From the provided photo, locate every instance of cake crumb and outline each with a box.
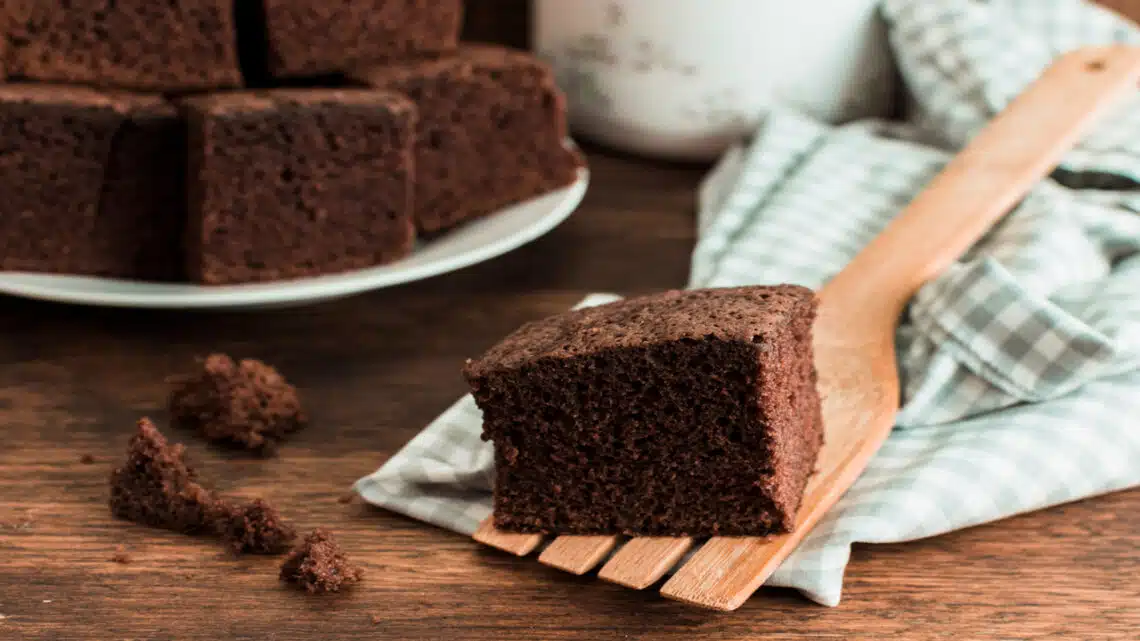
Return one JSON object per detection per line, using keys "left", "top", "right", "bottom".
{"left": 215, "top": 498, "right": 297, "bottom": 555}
{"left": 109, "top": 419, "right": 296, "bottom": 553}
{"left": 168, "top": 354, "right": 306, "bottom": 455}
{"left": 336, "top": 493, "right": 354, "bottom": 505}
{"left": 1, "top": 518, "right": 33, "bottom": 531}
{"left": 370, "top": 614, "right": 382, "bottom": 625}
{"left": 108, "top": 418, "right": 220, "bottom": 534}
{"left": 110, "top": 546, "right": 132, "bottom": 564}
{"left": 279, "top": 529, "right": 363, "bottom": 594}
{"left": 79, "top": 454, "right": 96, "bottom": 464}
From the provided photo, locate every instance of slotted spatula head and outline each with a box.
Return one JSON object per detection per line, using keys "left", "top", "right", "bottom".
{"left": 476, "top": 45, "right": 1140, "bottom": 611}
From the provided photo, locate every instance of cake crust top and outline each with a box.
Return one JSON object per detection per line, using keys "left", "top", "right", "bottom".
{"left": 352, "top": 44, "right": 553, "bottom": 87}
{"left": 0, "top": 83, "right": 170, "bottom": 114}
{"left": 180, "top": 89, "right": 415, "bottom": 117}
{"left": 465, "top": 285, "right": 816, "bottom": 377}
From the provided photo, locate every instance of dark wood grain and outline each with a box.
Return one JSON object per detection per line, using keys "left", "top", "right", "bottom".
{"left": 0, "top": 148, "right": 1137, "bottom": 640}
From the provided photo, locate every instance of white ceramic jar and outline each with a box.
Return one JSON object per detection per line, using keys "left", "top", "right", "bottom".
{"left": 533, "top": 0, "right": 897, "bottom": 161}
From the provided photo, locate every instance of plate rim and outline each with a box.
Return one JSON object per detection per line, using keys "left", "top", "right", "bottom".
{"left": 0, "top": 168, "right": 589, "bottom": 310}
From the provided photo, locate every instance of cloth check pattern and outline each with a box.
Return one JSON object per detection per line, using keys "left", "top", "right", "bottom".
{"left": 357, "top": 0, "right": 1140, "bottom": 606}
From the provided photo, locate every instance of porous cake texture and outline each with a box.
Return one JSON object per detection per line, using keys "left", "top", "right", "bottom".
{"left": 97, "top": 98, "right": 187, "bottom": 281}
{"left": 168, "top": 353, "right": 307, "bottom": 454}
{"left": 464, "top": 286, "right": 824, "bottom": 536}
{"left": 216, "top": 498, "right": 298, "bottom": 554}
{"left": 110, "top": 418, "right": 298, "bottom": 554}
{"left": 280, "top": 529, "right": 364, "bottom": 594}
{"left": 109, "top": 418, "right": 220, "bottom": 534}
{"left": 0, "top": 8, "right": 10, "bottom": 81}
{"left": 354, "top": 44, "right": 581, "bottom": 234}
{"left": 264, "top": 0, "right": 463, "bottom": 78}
{"left": 3, "top": 1, "right": 243, "bottom": 91}
{"left": 0, "top": 85, "right": 184, "bottom": 280}
{"left": 182, "top": 89, "right": 417, "bottom": 284}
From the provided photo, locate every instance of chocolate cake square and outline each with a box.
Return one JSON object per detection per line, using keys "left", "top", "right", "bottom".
{"left": 0, "top": 85, "right": 184, "bottom": 280}
{"left": 464, "top": 286, "right": 824, "bottom": 536}
{"left": 181, "top": 89, "right": 417, "bottom": 284}
{"left": 4, "top": 1, "right": 242, "bottom": 92}
{"left": 263, "top": 0, "right": 463, "bottom": 78}
{"left": 353, "top": 45, "right": 582, "bottom": 234}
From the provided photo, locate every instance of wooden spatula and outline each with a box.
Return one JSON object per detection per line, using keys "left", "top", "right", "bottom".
{"left": 475, "top": 45, "right": 1140, "bottom": 610}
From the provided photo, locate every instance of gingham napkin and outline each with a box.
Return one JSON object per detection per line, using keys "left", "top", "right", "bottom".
{"left": 357, "top": 0, "right": 1140, "bottom": 606}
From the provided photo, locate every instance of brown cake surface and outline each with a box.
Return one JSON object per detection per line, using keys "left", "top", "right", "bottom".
{"left": 0, "top": 8, "right": 10, "bottom": 81}
{"left": 216, "top": 498, "right": 297, "bottom": 554}
{"left": 0, "top": 84, "right": 184, "bottom": 280}
{"left": 280, "top": 529, "right": 364, "bottom": 594}
{"left": 464, "top": 285, "right": 824, "bottom": 536}
{"left": 97, "top": 99, "right": 187, "bottom": 281}
{"left": 168, "top": 353, "right": 306, "bottom": 454}
{"left": 182, "top": 89, "right": 417, "bottom": 284}
{"left": 3, "top": 1, "right": 242, "bottom": 91}
{"left": 109, "top": 418, "right": 221, "bottom": 534}
{"left": 353, "top": 44, "right": 581, "bottom": 234}
{"left": 264, "top": 0, "right": 463, "bottom": 78}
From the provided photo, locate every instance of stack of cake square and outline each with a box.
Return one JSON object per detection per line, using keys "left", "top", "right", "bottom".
{"left": 0, "top": 1, "right": 581, "bottom": 284}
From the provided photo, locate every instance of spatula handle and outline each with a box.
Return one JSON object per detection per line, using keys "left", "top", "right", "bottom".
{"left": 824, "top": 45, "right": 1140, "bottom": 319}
{"left": 658, "top": 45, "right": 1140, "bottom": 613}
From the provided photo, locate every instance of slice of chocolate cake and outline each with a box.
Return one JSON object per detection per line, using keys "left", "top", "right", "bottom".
{"left": 264, "top": 0, "right": 463, "bottom": 78}
{"left": 168, "top": 353, "right": 306, "bottom": 454}
{"left": 464, "top": 286, "right": 824, "bottom": 536}
{"left": 109, "top": 418, "right": 221, "bottom": 534}
{"left": 181, "top": 89, "right": 417, "bottom": 284}
{"left": 352, "top": 45, "right": 582, "bottom": 234}
{"left": 0, "top": 85, "right": 184, "bottom": 280}
{"left": 4, "top": 1, "right": 242, "bottom": 91}
{"left": 280, "top": 529, "right": 364, "bottom": 594}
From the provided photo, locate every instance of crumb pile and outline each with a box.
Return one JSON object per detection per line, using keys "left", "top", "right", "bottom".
{"left": 279, "top": 529, "right": 364, "bottom": 594}
{"left": 168, "top": 353, "right": 306, "bottom": 454}
{"left": 110, "top": 546, "right": 132, "bottom": 564}
{"left": 216, "top": 499, "right": 297, "bottom": 555}
{"left": 107, "top": 397, "right": 360, "bottom": 595}
{"left": 109, "top": 418, "right": 220, "bottom": 535}
{"left": 109, "top": 419, "right": 297, "bottom": 555}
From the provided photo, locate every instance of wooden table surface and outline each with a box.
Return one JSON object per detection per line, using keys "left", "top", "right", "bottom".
{"left": 0, "top": 149, "right": 1137, "bottom": 640}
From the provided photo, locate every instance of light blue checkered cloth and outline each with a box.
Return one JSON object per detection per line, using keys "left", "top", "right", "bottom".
{"left": 357, "top": 0, "right": 1140, "bottom": 606}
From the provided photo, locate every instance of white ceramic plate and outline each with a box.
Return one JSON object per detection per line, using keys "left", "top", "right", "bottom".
{"left": 0, "top": 168, "right": 589, "bottom": 310}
